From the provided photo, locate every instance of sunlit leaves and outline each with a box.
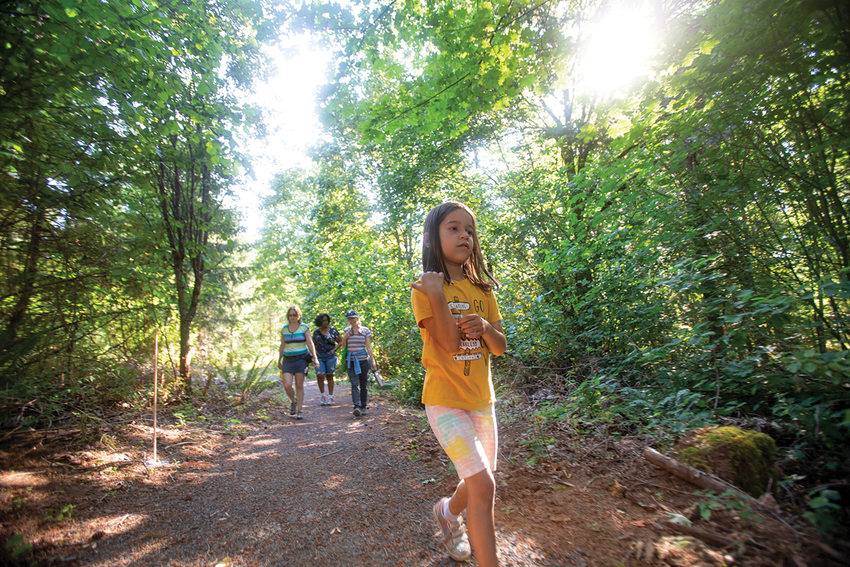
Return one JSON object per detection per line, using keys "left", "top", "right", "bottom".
{"left": 314, "top": 0, "right": 568, "bottom": 146}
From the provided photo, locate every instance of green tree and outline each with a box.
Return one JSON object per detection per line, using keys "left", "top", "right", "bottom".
{"left": 0, "top": 0, "right": 268, "bottom": 399}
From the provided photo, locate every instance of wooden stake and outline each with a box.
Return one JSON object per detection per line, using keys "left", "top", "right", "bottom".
{"left": 153, "top": 327, "right": 158, "bottom": 464}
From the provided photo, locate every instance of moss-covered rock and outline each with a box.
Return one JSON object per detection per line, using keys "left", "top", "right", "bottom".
{"left": 675, "top": 425, "right": 778, "bottom": 497}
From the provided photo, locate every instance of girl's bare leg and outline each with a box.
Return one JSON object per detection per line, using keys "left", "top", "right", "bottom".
{"left": 326, "top": 375, "right": 334, "bottom": 395}
{"left": 316, "top": 375, "right": 326, "bottom": 394}
{"left": 448, "top": 478, "right": 466, "bottom": 515}
{"left": 450, "top": 470, "right": 497, "bottom": 567}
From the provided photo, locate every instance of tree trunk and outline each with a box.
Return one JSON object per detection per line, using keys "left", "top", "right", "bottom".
{"left": 1, "top": 189, "right": 45, "bottom": 352}
{"left": 156, "top": 142, "right": 212, "bottom": 395}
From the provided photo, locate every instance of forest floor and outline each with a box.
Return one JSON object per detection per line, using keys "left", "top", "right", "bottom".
{"left": 0, "top": 378, "right": 843, "bottom": 567}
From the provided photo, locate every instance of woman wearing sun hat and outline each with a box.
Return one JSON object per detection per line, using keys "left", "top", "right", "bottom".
{"left": 341, "top": 309, "right": 376, "bottom": 416}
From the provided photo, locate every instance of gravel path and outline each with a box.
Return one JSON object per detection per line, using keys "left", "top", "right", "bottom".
{"left": 4, "top": 380, "right": 827, "bottom": 566}
{"left": 72, "top": 383, "right": 473, "bottom": 566}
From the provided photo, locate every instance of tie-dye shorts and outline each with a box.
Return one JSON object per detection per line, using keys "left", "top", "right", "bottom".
{"left": 425, "top": 404, "right": 498, "bottom": 479}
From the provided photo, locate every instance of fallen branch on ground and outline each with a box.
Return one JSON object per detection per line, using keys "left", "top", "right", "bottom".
{"left": 318, "top": 448, "right": 344, "bottom": 458}
{"left": 643, "top": 447, "right": 751, "bottom": 500}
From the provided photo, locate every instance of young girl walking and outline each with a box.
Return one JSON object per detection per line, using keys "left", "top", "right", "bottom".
{"left": 410, "top": 201, "right": 506, "bottom": 566}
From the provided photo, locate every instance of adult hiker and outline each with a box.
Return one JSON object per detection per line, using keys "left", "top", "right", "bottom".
{"left": 340, "top": 309, "right": 376, "bottom": 417}
{"left": 278, "top": 305, "right": 319, "bottom": 420}
{"left": 312, "top": 312, "right": 341, "bottom": 406}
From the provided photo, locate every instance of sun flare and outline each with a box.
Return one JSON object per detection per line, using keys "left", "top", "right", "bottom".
{"left": 576, "top": 3, "right": 660, "bottom": 97}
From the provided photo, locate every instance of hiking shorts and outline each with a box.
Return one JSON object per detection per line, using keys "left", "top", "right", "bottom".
{"left": 317, "top": 353, "right": 337, "bottom": 375}
{"left": 425, "top": 404, "right": 497, "bottom": 479}
{"left": 280, "top": 354, "right": 310, "bottom": 375}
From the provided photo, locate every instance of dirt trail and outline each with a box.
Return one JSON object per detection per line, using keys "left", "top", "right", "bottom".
{"left": 0, "top": 379, "right": 834, "bottom": 566}
{"left": 62, "top": 385, "right": 461, "bottom": 566}
{"left": 2, "top": 383, "right": 563, "bottom": 566}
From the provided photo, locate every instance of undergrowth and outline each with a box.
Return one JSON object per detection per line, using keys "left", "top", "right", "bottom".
{"left": 502, "top": 364, "right": 850, "bottom": 545}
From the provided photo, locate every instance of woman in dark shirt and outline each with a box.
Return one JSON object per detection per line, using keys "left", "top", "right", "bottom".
{"left": 312, "top": 313, "right": 341, "bottom": 406}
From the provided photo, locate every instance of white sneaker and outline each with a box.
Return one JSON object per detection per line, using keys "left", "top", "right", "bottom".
{"left": 328, "top": 395, "right": 334, "bottom": 405}
{"left": 433, "top": 498, "right": 471, "bottom": 561}
{"left": 320, "top": 394, "right": 328, "bottom": 406}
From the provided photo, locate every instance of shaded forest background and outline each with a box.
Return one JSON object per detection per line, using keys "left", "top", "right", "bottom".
{"left": 2, "top": 0, "right": 848, "bottom": 547}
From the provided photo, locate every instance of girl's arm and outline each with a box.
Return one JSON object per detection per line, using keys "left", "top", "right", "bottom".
{"left": 278, "top": 334, "right": 286, "bottom": 368}
{"left": 483, "top": 319, "right": 507, "bottom": 356}
{"left": 456, "top": 315, "right": 506, "bottom": 356}
{"left": 411, "top": 271, "right": 461, "bottom": 353}
{"left": 333, "top": 329, "right": 342, "bottom": 353}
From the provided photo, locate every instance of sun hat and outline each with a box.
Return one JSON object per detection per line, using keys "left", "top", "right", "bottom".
{"left": 345, "top": 309, "right": 358, "bottom": 318}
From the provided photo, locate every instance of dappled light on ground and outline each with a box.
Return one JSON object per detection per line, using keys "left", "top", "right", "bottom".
{"left": 0, "top": 380, "right": 836, "bottom": 566}
{"left": 0, "top": 470, "right": 48, "bottom": 488}
{"left": 321, "top": 474, "right": 347, "bottom": 490}
{"left": 247, "top": 438, "right": 279, "bottom": 447}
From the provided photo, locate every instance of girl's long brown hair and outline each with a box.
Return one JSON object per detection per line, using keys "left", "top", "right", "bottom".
{"left": 422, "top": 201, "right": 499, "bottom": 292}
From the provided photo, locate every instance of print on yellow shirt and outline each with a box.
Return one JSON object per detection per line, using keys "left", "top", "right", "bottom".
{"left": 449, "top": 296, "right": 483, "bottom": 375}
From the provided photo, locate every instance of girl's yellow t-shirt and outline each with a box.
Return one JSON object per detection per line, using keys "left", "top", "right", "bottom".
{"left": 411, "top": 278, "right": 502, "bottom": 411}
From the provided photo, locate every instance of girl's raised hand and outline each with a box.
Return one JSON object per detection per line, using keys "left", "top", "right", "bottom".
{"left": 410, "top": 271, "right": 445, "bottom": 295}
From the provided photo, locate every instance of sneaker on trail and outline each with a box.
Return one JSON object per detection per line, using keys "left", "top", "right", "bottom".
{"left": 320, "top": 394, "right": 328, "bottom": 406}
{"left": 289, "top": 402, "right": 297, "bottom": 415}
{"left": 328, "top": 395, "right": 334, "bottom": 405}
{"left": 295, "top": 412, "right": 304, "bottom": 420}
{"left": 353, "top": 407, "right": 361, "bottom": 417}
{"left": 432, "top": 498, "right": 471, "bottom": 562}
